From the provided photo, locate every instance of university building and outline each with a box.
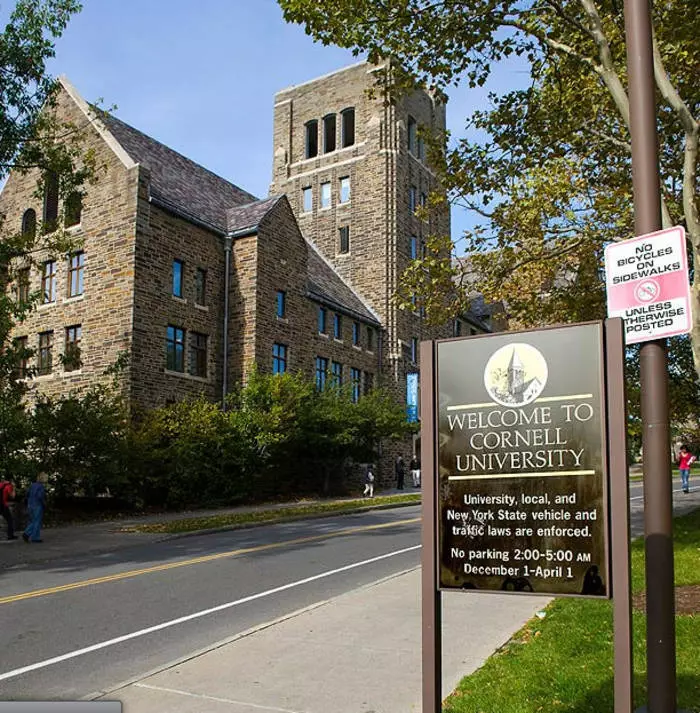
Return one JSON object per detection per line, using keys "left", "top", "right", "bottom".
{"left": 1, "top": 62, "right": 491, "bottom": 463}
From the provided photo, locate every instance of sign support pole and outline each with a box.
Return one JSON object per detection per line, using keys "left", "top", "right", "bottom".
{"left": 623, "top": 1, "right": 677, "bottom": 710}
{"left": 420, "top": 340, "right": 441, "bottom": 713}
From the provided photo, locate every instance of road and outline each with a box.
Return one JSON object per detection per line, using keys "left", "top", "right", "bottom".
{"left": 0, "top": 506, "right": 420, "bottom": 701}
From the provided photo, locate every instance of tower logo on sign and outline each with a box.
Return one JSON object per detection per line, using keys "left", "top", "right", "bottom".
{"left": 483, "top": 343, "right": 548, "bottom": 407}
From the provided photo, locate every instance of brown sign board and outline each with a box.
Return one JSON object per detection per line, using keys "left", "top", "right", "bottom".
{"left": 436, "top": 322, "right": 610, "bottom": 597}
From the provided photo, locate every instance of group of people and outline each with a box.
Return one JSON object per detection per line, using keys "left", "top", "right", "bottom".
{"left": 362, "top": 454, "right": 421, "bottom": 497}
{"left": 0, "top": 473, "right": 47, "bottom": 542}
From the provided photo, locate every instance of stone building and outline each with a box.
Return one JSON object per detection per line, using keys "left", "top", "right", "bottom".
{"left": 1, "top": 63, "right": 491, "bottom": 478}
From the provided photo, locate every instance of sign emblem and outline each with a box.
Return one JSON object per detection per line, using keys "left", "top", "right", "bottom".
{"left": 483, "top": 342, "right": 548, "bottom": 407}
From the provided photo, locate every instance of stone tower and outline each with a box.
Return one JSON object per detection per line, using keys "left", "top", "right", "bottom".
{"left": 269, "top": 61, "right": 450, "bottom": 413}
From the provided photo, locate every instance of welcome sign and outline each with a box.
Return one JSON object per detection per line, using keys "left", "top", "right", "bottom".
{"left": 436, "top": 323, "right": 610, "bottom": 597}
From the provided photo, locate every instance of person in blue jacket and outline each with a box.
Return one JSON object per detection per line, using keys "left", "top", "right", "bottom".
{"left": 23, "top": 472, "right": 47, "bottom": 543}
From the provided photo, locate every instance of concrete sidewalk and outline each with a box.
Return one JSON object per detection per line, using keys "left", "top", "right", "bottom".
{"left": 95, "top": 568, "right": 550, "bottom": 713}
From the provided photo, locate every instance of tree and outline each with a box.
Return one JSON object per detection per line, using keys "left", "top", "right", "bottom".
{"left": 278, "top": 0, "right": 700, "bottom": 374}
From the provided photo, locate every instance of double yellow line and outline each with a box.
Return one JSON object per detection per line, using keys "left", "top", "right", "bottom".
{"left": 0, "top": 517, "right": 420, "bottom": 606}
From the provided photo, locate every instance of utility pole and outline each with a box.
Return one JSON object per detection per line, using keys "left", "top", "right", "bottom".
{"left": 622, "top": 1, "right": 677, "bottom": 711}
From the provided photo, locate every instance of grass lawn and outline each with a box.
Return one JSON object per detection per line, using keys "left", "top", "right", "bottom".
{"left": 127, "top": 492, "right": 421, "bottom": 534}
{"left": 443, "top": 509, "right": 700, "bottom": 713}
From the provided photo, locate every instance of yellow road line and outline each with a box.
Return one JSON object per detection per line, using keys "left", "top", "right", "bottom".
{"left": 0, "top": 517, "right": 420, "bottom": 606}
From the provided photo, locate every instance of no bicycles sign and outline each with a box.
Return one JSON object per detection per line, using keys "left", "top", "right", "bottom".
{"left": 604, "top": 226, "right": 692, "bottom": 344}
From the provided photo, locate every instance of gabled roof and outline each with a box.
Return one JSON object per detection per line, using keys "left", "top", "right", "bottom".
{"left": 307, "top": 243, "right": 380, "bottom": 325}
{"left": 226, "top": 195, "right": 284, "bottom": 235}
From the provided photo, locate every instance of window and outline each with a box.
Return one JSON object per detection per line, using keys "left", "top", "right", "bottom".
{"left": 418, "top": 135, "right": 425, "bottom": 161}
{"left": 407, "top": 116, "right": 417, "bottom": 154}
{"left": 302, "top": 186, "right": 313, "bottom": 213}
{"left": 273, "top": 343, "right": 288, "bottom": 374}
{"left": 351, "top": 367, "right": 361, "bottom": 403}
{"left": 320, "top": 181, "right": 331, "bottom": 209}
{"left": 195, "top": 268, "right": 207, "bottom": 306}
{"left": 352, "top": 321, "right": 360, "bottom": 346}
{"left": 367, "top": 326, "right": 375, "bottom": 352}
{"left": 318, "top": 306, "right": 327, "bottom": 334}
{"left": 166, "top": 325, "right": 185, "bottom": 372}
{"left": 276, "top": 290, "right": 286, "bottom": 318}
{"left": 17, "top": 268, "right": 30, "bottom": 303}
{"left": 409, "top": 185, "right": 417, "bottom": 214}
{"left": 411, "top": 337, "right": 419, "bottom": 363}
{"left": 333, "top": 313, "right": 342, "bottom": 340}
{"left": 172, "top": 259, "right": 183, "bottom": 298}
{"left": 64, "top": 325, "right": 82, "bottom": 372}
{"left": 43, "top": 171, "right": 59, "bottom": 229}
{"left": 420, "top": 192, "right": 428, "bottom": 209}
{"left": 323, "top": 114, "right": 336, "bottom": 153}
{"left": 38, "top": 331, "right": 53, "bottom": 375}
{"left": 338, "top": 226, "right": 350, "bottom": 254}
{"left": 305, "top": 120, "right": 318, "bottom": 159}
{"left": 363, "top": 371, "right": 374, "bottom": 395}
{"left": 42, "top": 261, "right": 56, "bottom": 304}
{"left": 331, "top": 360, "right": 343, "bottom": 387}
{"left": 189, "top": 332, "right": 207, "bottom": 378}
{"left": 315, "top": 356, "right": 328, "bottom": 390}
{"left": 410, "top": 236, "right": 418, "bottom": 260}
{"left": 453, "top": 320, "right": 462, "bottom": 337}
{"left": 64, "top": 192, "right": 82, "bottom": 227}
{"left": 21, "top": 209, "right": 36, "bottom": 238}
{"left": 68, "top": 251, "right": 84, "bottom": 297}
{"left": 14, "top": 337, "right": 28, "bottom": 379}
{"left": 339, "top": 176, "right": 350, "bottom": 204}
{"left": 341, "top": 108, "right": 355, "bottom": 148}
{"left": 422, "top": 240, "right": 427, "bottom": 258}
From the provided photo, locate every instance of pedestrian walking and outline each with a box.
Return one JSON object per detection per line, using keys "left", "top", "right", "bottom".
{"left": 678, "top": 444, "right": 696, "bottom": 494}
{"left": 0, "top": 478, "right": 17, "bottom": 540}
{"left": 395, "top": 456, "right": 405, "bottom": 490}
{"left": 410, "top": 455, "right": 421, "bottom": 488}
{"left": 23, "top": 472, "right": 47, "bottom": 543}
{"left": 363, "top": 465, "right": 375, "bottom": 498}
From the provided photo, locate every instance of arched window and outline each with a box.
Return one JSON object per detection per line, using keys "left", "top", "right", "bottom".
{"left": 43, "top": 171, "right": 59, "bottom": 229}
{"left": 341, "top": 108, "right": 355, "bottom": 148}
{"left": 323, "top": 114, "right": 336, "bottom": 153}
{"left": 21, "top": 209, "right": 36, "bottom": 238}
{"left": 305, "top": 120, "right": 318, "bottom": 159}
{"left": 64, "top": 192, "right": 82, "bottom": 227}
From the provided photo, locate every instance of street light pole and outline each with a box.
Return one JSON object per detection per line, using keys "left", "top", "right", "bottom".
{"left": 622, "top": 1, "right": 677, "bottom": 711}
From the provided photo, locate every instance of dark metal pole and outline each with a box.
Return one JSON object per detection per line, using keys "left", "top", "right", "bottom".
{"left": 623, "top": 2, "right": 677, "bottom": 710}
{"left": 420, "top": 340, "right": 441, "bottom": 713}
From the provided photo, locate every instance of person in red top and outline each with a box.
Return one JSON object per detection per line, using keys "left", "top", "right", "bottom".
{"left": 0, "top": 478, "right": 17, "bottom": 540}
{"left": 678, "top": 444, "right": 695, "bottom": 494}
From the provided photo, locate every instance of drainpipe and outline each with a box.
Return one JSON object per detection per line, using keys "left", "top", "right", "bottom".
{"left": 222, "top": 234, "right": 233, "bottom": 410}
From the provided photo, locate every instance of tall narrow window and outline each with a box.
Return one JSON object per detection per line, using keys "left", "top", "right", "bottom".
{"left": 339, "top": 176, "right": 350, "bottom": 204}
{"left": 64, "top": 325, "right": 82, "bottom": 372}
{"left": 43, "top": 171, "right": 59, "bottom": 229}
{"left": 68, "top": 251, "right": 84, "bottom": 297}
{"left": 302, "top": 186, "right": 313, "bottom": 212}
{"left": 189, "top": 332, "right": 207, "bottom": 378}
{"left": 38, "top": 331, "right": 53, "bottom": 375}
{"left": 338, "top": 226, "right": 350, "bottom": 254}
{"left": 331, "top": 360, "right": 343, "bottom": 387}
{"left": 276, "top": 290, "right": 286, "bottom": 318}
{"left": 420, "top": 192, "right": 427, "bottom": 209}
{"left": 64, "top": 192, "right": 82, "bottom": 227}
{"left": 14, "top": 337, "right": 29, "bottom": 379}
{"left": 352, "top": 321, "right": 360, "bottom": 346}
{"left": 315, "top": 356, "right": 328, "bottom": 390}
{"left": 453, "top": 320, "right": 462, "bottom": 337}
{"left": 410, "top": 236, "right": 418, "bottom": 260}
{"left": 305, "top": 120, "right": 318, "bottom": 159}
{"left": 323, "top": 114, "right": 336, "bottom": 153}
{"left": 17, "top": 268, "right": 30, "bottom": 304}
{"left": 318, "top": 306, "right": 327, "bottom": 334}
{"left": 42, "top": 261, "right": 56, "bottom": 304}
{"left": 172, "top": 259, "right": 183, "bottom": 298}
{"left": 409, "top": 185, "right": 417, "bottom": 214}
{"left": 273, "top": 343, "right": 288, "bottom": 374}
{"left": 411, "top": 337, "right": 419, "bottom": 363}
{"left": 351, "top": 367, "right": 361, "bottom": 403}
{"left": 166, "top": 325, "right": 185, "bottom": 372}
{"left": 417, "top": 135, "right": 425, "bottom": 161}
{"left": 407, "top": 116, "right": 417, "bottom": 154}
{"left": 21, "top": 209, "right": 36, "bottom": 238}
{"left": 341, "top": 108, "right": 355, "bottom": 148}
{"left": 363, "top": 371, "right": 374, "bottom": 395}
{"left": 195, "top": 268, "right": 207, "bottom": 306}
{"left": 367, "top": 326, "right": 375, "bottom": 352}
{"left": 320, "top": 181, "right": 331, "bottom": 209}
{"left": 333, "top": 313, "right": 342, "bottom": 340}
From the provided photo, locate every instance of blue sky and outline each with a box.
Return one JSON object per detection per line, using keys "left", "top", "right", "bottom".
{"left": 45, "top": 0, "right": 529, "bottom": 240}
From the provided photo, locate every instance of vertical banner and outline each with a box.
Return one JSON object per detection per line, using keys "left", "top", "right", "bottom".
{"left": 436, "top": 323, "right": 610, "bottom": 597}
{"left": 407, "top": 372, "right": 419, "bottom": 423}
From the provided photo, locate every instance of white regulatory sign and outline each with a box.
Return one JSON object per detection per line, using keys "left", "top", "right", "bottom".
{"left": 604, "top": 226, "right": 692, "bottom": 344}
